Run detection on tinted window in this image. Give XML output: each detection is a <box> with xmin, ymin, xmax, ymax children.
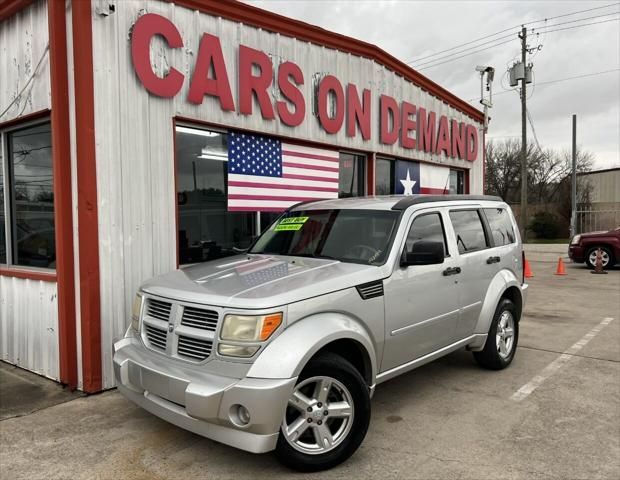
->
<box><xmin>375</xmin><ymin>157</ymin><xmax>394</xmax><ymax>195</ymax></box>
<box><xmin>8</xmin><ymin>123</ymin><xmax>55</xmax><ymax>268</ymax></box>
<box><xmin>405</xmin><ymin>213</ymin><xmax>448</xmax><ymax>256</ymax></box>
<box><xmin>339</xmin><ymin>152</ymin><xmax>364</xmax><ymax>197</ymax></box>
<box><xmin>175</xmin><ymin>126</ymin><xmax>256</xmax><ymax>264</ymax></box>
<box><xmin>250</xmin><ymin>209</ymin><xmax>400</xmax><ymax>265</ymax></box>
<box><xmin>449</xmin><ymin>210</ymin><xmax>489</xmax><ymax>254</ymax></box>
<box><xmin>484</xmin><ymin>208</ymin><xmax>516</xmax><ymax>246</ymax></box>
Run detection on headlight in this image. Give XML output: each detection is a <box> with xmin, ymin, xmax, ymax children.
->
<box><xmin>571</xmin><ymin>235</ymin><xmax>581</xmax><ymax>245</ymax></box>
<box><xmin>220</xmin><ymin>313</ymin><xmax>282</xmax><ymax>342</ymax></box>
<box><xmin>131</xmin><ymin>294</ymin><xmax>143</xmax><ymax>331</ymax></box>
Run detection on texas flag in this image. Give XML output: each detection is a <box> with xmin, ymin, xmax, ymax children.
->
<box><xmin>394</xmin><ymin>160</ymin><xmax>450</xmax><ymax>195</ymax></box>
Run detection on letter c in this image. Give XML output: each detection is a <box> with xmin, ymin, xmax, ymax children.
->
<box><xmin>131</xmin><ymin>13</ymin><xmax>184</xmax><ymax>98</ymax></box>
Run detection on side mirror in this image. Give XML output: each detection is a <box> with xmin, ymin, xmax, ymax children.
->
<box><xmin>401</xmin><ymin>241</ymin><xmax>445</xmax><ymax>267</ymax></box>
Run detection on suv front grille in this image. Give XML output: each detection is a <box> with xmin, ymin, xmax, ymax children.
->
<box><xmin>145</xmin><ymin>299</ymin><xmax>172</xmax><ymax>322</ymax></box>
<box><xmin>177</xmin><ymin>336</ymin><xmax>213</xmax><ymax>361</ymax></box>
<box><xmin>181</xmin><ymin>306</ymin><xmax>218</xmax><ymax>331</ymax></box>
<box><xmin>140</xmin><ymin>296</ymin><xmax>220</xmax><ymax>363</ymax></box>
<box><xmin>145</xmin><ymin>324</ymin><xmax>167</xmax><ymax>351</ymax></box>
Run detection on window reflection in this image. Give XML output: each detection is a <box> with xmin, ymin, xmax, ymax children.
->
<box><xmin>8</xmin><ymin>123</ymin><xmax>55</xmax><ymax>268</ymax></box>
<box><xmin>175</xmin><ymin>126</ymin><xmax>256</xmax><ymax>265</ymax></box>
<box><xmin>375</xmin><ymin>157</ymin><xmax>394</xmax><ymax>195</ymax></box>
<box><xmin>339</xmin><ymin>152</ymin><xmax>365</xmax><ymax>197</ymax></box>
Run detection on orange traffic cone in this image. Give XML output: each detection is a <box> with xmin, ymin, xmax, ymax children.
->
<box><xmin>554</xmin><ymin>257</ymin><xmax>567</xmax><ymax>276</ymax></box>
<box><xmin>524</xmin><ymin>259</ymin><xmax>534</xmax><ymax>278</ymax></box>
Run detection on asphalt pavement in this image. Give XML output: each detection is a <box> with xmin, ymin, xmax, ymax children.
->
<box><xmin>1</xmin><ymin>255</ymin><xmax>619</xmax><ymax>480</ymax></box>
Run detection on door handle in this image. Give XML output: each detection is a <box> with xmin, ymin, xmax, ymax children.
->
<box><xmin>486</xmin><ymin>256</ymin><xmax>501</xmax><ymax>264</ymax></box>
<box><xmin>443</xmin><ymin>266</ymin><xmax>461</xmax><ymax>276</ymax></box>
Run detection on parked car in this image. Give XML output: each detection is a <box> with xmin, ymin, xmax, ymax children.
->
<box><xmin>568</xmin><ymin>227</ymin><xmax>620</xmax><ymax>269</ymax></box>
<box><xmin>113</xmin><ymin>195</ymin><xmax>527</xmax><ymax>471</ymax></box>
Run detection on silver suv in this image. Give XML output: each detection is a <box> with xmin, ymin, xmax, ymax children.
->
<box><xmin>113</xmin><ymin>195</ymin><xmax>527</xmax><ymax>471</ymax></box>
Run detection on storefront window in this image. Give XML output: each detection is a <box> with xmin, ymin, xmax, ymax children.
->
<box><xmin>175</xmin><ymin>125</ymin><xmax>257</xmax><ymax>265</ymax></box>
<box><xmin>339</xmin><ymin>152</ymin><xmax>365</xmax><ymax>198</ymax></box>
<box><xmin>1</xmin><ymin>122</ymin><xmax>55</xmax><ymax>269</ymax></box>
<box><xmin>449</xmin><ymin>169</ymin><xmax>464</xmax><ymax>194</ymax></box>
<box><xmin>0</xmin><ymin>146</ymin><xmax>5</xmax><ymax>264</ymax></box>
<box><xmin>375</xmin><ymin>157</ymin><xmax>395</xmax><ymax>195</ymax></box>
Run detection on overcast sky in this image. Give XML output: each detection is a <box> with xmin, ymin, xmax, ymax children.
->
<box><xmin>246</xmin><ymin>0</ymin><xmax>620</xmax><ymax>170</ymax></box>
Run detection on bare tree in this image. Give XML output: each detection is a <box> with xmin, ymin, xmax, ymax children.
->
<box><xmin>485</xmin><ymin>139</ymin><xmax>593</xmax><ymax>205</ymax></box>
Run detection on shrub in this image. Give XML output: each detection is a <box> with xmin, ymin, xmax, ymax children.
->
<box><xmin>529</xmin><ymin>211</ymin><xmax>562</xmax><ymax>239</ymax></box>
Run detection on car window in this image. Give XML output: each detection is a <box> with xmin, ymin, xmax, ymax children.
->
<box><xmin>405</xmin><ymin>213</ymin><xmax>448</xmax><ymax>256</ymax></box>
<box><xmin>483</xmin><ymin>208</ymin><xmax>516</xmax><ymax>246</ymax></box>
<box><xmin>449</xmin><ymin>210</ymin><xmax>489</xmax><ymax>254</ymax></box>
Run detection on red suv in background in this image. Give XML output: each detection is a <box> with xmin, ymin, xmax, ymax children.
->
<box><xmin>569</xmin><ymin>227</ymin><xmax>620</xmax><ymax>269</ymax></box>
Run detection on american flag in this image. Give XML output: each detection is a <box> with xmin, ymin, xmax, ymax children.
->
<box><xmin>227</xmin><ymin>131</ymin><xmax>340</xmax><ymax>212</ymax></box>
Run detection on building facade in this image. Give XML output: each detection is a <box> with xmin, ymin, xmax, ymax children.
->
<box><xmin>0</xmin><ymin>0</ymin><xmax>485</xmax><ymax>391</ymax></box>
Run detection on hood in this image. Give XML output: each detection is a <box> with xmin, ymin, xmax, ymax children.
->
<box><xmin>141</xmin><ymin>254</ymin><xmax>382</xmax><ymax>309</ymax></box>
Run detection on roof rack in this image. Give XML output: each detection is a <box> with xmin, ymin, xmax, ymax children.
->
<box><xmin>391</xmin><ymin>195</ymin><xmax>503</xmax><ymax>211</ymax></box>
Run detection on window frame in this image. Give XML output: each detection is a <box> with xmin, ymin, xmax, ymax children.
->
<box><xmin>0</xmin><ymin>117</ymin><xmax>55</xmax><ymax>271</ymax></box>
<box><xmin>482</xmin><ymin>207</ymin><xmax>516</xmax><ymax>248</ymax></box>
<box><xmin>375</xmin><ymin>156</ymin><xmax>395</xmax><ymax>195</ymax></box>
<box><xmin>338</xmin><ymin>150</ymin><xmax>366</xmax><ymax>198</ymax></box>
<box><xmin>403</xmin><ymin>211</ymin><xmax>450</xmax><ymax>259</ymax></box>
<box><xmin>448</xmin><ymin>208</ymin><xmax>491</xmax><ymax>255</ymax></box>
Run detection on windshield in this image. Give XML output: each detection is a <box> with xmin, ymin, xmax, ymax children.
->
<box><xmin>250</xmin><ymin>209</ymin><xmax>401</xmax><ymax>265</ymax></box>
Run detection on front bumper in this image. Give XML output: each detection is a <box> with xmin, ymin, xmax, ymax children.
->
<box><xmin>568</xmin><ymin>244</ymin><xmax>584</xmax><ymax>263</ymax></box>
<box><xmin>113</xmin><ymin>336</ymin><xmax>296</xmax><ymax>454</ymax></box>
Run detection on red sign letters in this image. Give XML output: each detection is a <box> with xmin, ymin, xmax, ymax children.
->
<box><xmin>131</xmin><ymin>13</ymin><xmax>479</xmax><ymax>161</ymax></box>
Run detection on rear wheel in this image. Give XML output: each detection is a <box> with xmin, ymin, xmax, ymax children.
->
<box><xmin>585</xmin><ymin>246</ymin><xmax>613</xmax><ymax>270</ymax></box>
<box><xmin>275</xmin><ymin>353</ymin><xmax>370</xmax><ymax>472</ymax></box>
<box><xmin>474</xmin><ymin>298</ymin><xmax>519</xmax><ymax>370</ymax></box>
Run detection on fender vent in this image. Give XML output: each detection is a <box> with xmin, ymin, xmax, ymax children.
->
<box><xmin>356</xmin><ymin>281</ymin><xmax>384</xmax><ymax>300</ymax></box>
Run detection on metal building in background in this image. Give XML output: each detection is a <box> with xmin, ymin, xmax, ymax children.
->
<box><xmin>0</xmin><ymin>0</ymin><xmax>485</xmax><ymax>392</ymax></box>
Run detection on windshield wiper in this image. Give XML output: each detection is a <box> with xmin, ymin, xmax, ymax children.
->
<box><xmin>291</xmin><ymin>253</ymin><xmax>340</xmax><ymax>261</ymax></box>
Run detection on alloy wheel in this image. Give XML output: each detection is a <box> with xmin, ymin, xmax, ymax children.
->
<box><xmin>282</xmin><ymin>376</ymin><xmax>355</xmax><ymax>455</ymax></box>
<box><xmin>496</xmin><ymin>310</ymin><xmax>515</xmax><ymax>359</ymax></box>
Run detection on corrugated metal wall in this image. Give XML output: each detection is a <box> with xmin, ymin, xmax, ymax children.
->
<box><xmin>91</xmin><ymin>0</ymin><xmax>484</xmax><ymax>388</ymax></box>
<box><xmin>0</xmin><ymin>277</ymin><xmax>60</xmax><ymax>380</ymax></box>
<box><xmin>586</xmin><ymin>169</ymin><xmax>620</xmax><ymax>204</ymax></box>
<box><xmin>0</xmin><ymin>0</ymin><xmax>50</xmax><ymax>121</ymax></box>
<box><xmin>0</xmin><ymin>1</ymin><xmax>59</xmax><ymax>380</ymax></box>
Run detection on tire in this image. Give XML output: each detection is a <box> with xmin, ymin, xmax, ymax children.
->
<box><xmin>585</xmin><ymin>246</ymin><xmax>614</xmax><ymax>270</ymax></box>
<box><xmin>275</xmin><ymin>352</ymin><xmax>371</xmax><ymax>472</ymax></box>
<box><xmin>473</xmin><ymin>298</ymin><xmax>519</xmax><ymax>370</ymax></box>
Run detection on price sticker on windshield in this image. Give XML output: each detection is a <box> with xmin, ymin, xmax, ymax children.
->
<box><xmin>274</xmin><ymin>216</ymin><xmax>309</xmax><ymax>232</ymax></box>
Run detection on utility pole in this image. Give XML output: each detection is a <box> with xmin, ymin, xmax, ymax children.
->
<box><xmin>570</xmin><ymin>114</ymin><xmax>577</xmax><ymax>238</ymax></box>
<box><xmin>519</xmin><ymin>26</ymin><xmax>528</xmax><ymax>241</ymax></box>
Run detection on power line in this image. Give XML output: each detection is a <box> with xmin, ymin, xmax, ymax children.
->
<box><xmin>530</xmin><ymin>10</ymin><xmax>620</xmax><ymax>31</ymax></box>
<box><xmin>534</xmin><ymin>17</ymin><xmax>619</xmax><ymax>34</ymax></box>
<box><xmin>417</xmin><ymin>38</ymin><xmax>516</xmax><ymax>71</ymax></box>
<box><xmin>468</xmin><ymin>69</ymin><xmax>620</xmax><ymax>102</ymax></box>
<box><xmin>415</xmin><ymin>15</ymin><xmax>619</xmax><ymax>71</ymax></box>
<box><xmin>413</xmin><ymin>33</ymin><xmax>518</xmax><ymax>68</ymax></box>
<box><xmin>406</xmin><ymin>2</ymin><xmax>620</xmax><ymax>64</ymax></box>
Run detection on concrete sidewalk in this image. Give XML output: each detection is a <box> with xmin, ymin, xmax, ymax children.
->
<box><xmin>0</xmin><ymin>362</ymin><xmax>83</xmax><ymax>421</ymax></box>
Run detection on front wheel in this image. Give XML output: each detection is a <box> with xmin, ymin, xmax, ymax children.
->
<box><xmin>275</xmin><ymin>353</ymin><xmax>371</xmax><ymax>472</ymax></box>
<box><xmin>585</xmin><ymin>246</ymin><xmax>613</xmax><ymax>270</ymax></box>
<box><xmin>473</xmin><ymin>298</ymin><xmax>519</xmax><ymax>370</ymax></box>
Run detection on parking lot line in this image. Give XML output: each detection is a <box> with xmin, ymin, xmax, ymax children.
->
<box><xmin>511</xmin><ymin>317</ymin><xmax>615</xmax><ymax>402</ymax></box>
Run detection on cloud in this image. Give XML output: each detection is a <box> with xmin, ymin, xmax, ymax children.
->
<box><xmin>246</xmin><ymin>0</ymin><xmax>620</xmax><ymax>169</ymax></box>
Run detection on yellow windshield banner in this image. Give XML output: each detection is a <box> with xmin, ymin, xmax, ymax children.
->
<box><xmin>274</xmin><ymin>216</ymin><xmax>309</xmax><ymax>232</ymax></box>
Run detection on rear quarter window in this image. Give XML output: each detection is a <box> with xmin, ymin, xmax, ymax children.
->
<box><xmin>483</xmin><ymin>208</ymin><xmax>516</xmax><ymax>246</ymax></box>
<box><xmin>449</xmin><ymin>210</ymin><xmax>489</xmax><ymax>254</ymax></box>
